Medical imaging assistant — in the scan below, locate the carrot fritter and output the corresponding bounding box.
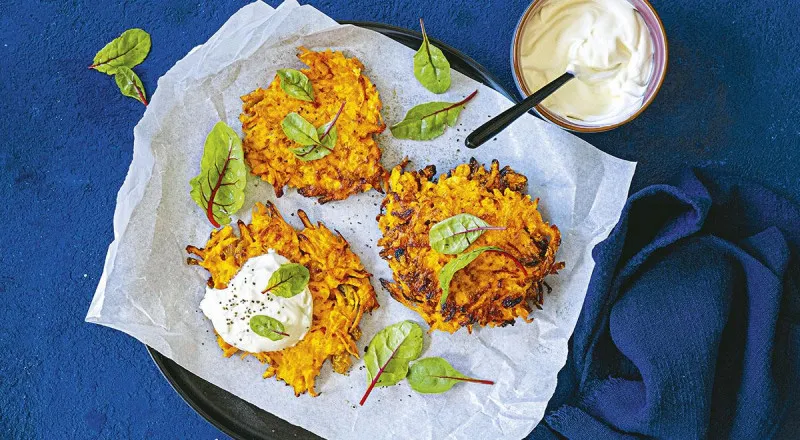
[376,159,563,333]
[186,202,379,396]
[240,48,387,203]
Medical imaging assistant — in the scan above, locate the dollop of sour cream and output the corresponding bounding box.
[519,0,654,124]
[200,250,313,353]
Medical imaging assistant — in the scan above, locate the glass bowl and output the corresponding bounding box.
[511,0,668,132]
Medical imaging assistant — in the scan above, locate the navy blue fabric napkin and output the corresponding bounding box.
[531,170,800,439]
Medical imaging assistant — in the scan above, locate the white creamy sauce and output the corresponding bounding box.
[200,250,313,353]
[519,0,654,124]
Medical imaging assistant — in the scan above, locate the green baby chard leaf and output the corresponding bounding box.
[438,246,501,309]
[407,357,494,394]
[390,90,478,140]
[291,122,338,162]
[317,122,338,151]
[286,101,345,161]
[262,263,310,298]
[249,315,289,341]
[360,320,424,406]
[282,113,320,146]
[413,18,451,94]
[277,68,314,102]
[429,213,506,254]
[90,28,151,74]
[113,66,148,106]
[189,122,247,228]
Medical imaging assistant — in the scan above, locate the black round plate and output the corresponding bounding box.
[148,21,515,440]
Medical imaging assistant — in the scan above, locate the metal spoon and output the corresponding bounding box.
[465,66,617,149]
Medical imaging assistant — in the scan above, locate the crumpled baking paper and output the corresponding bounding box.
[86,1,635,438]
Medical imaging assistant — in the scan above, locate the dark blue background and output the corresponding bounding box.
[1,0,798,438]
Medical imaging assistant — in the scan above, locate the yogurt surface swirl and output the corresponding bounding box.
[519,0,655,124]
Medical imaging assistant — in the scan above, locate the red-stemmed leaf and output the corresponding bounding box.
[190,122,246,227]
[429,213,506,254]
[407,357,495,394]
[360,320,424,406]
[390,90,478,140]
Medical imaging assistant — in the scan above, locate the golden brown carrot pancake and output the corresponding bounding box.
[240,48,387,203]
[376,159,563,333]
[187,202,379,396]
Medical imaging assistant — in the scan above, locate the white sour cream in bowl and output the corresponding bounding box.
[513,0,667,131]
[200,249,313,353]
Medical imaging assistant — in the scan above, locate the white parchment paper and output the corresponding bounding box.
[86,1,635,438]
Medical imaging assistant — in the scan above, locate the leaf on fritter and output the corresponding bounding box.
[429,213,506,254]
[277,68,314,102]
[249,315,289,341]
[263,263,310,297]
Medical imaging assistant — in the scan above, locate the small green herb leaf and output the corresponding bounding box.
[189,122,247,228]
[90,28,151,74]
[407,357,494,394]
[113,66,148,106]
[262,263,310,298]
[390,90,478,140]
[249,315,289,341]
[287,101,345,161]
[429,213,506,254]
[413,19,451,94]
[277,68,314,102]
[438,246,501,309]
[282,113,320,146]
[360,320,424,405]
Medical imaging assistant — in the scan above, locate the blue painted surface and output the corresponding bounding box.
[0,0,798,438]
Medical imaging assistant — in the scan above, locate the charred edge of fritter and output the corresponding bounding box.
[186,244,204,259]
[390,159,436,182]
[420,165,437,182]
[298,173,386,203]
[380,278,422,304]
[441,302,458,322]
[297,186,338,204]
[262,201,280,218]
[372,175,387,194]
[297,209,313,229]
[377,192,390,221]
[332,229,358,253]
[396,157,411,171]
[464,157,528,193]
[380,278,407,304]
[501,296,524,308]
[391,208,414,221]
[467,157,482,177]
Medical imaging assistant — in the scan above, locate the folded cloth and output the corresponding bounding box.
[531,170,800,439]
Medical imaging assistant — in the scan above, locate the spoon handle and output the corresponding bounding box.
[465,71,574,149]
